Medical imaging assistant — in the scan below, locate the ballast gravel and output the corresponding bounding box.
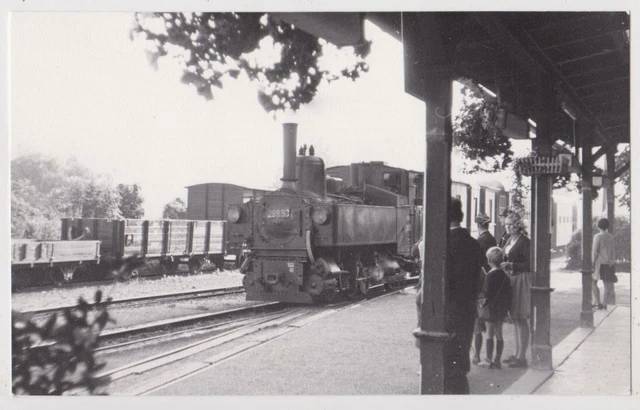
[11,270,244,312]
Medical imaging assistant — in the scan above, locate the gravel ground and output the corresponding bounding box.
[11,270,244,312]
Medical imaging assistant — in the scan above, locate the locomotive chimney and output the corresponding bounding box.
[281,123,298,190]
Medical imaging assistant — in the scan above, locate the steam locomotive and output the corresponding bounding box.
[227,124,423,303]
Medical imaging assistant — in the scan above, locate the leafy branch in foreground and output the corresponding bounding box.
[12,290,113,395]
[132,12,371,112]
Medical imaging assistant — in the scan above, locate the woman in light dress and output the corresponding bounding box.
[500,213,531,369]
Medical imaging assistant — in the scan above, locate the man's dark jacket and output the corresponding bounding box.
[477,230,497,273]
[445,227,484,376]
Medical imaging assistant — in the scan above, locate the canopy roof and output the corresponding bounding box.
[279,12,630,149]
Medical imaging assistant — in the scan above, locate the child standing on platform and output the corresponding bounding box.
[479,247,512,369]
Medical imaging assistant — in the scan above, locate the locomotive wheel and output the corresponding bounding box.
[113,263,137,282]
[116,268,132,282]
[358,278,370,296]
[210,255,224,271]
[46,265,75,286]
[323,290,338,304]
[385,279,406,290]
[46,267,64,286]
[188,258,203,274]
[161,260,181,275]
[346,274,361,300]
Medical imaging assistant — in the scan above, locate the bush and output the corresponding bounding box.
[12,290,113,395]
[565,229,583,270]
[565,216,631,270]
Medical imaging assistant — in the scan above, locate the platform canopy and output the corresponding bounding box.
[276,12,630,150]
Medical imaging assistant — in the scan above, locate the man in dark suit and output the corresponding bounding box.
[444,198,485,393]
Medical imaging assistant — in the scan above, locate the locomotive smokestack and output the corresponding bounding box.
[281,123,298,190]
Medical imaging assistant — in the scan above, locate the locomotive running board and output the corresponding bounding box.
[246,290,314,304]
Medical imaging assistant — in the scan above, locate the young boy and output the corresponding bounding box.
[479,246,512,369]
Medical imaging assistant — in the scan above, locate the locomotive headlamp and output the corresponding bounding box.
[227,206,243,223]
[312,207,331,225]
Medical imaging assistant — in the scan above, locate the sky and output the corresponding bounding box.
[9,11,627,219]
[10,13,428,218]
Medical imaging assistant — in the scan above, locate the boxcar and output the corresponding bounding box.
[186,183,267,264]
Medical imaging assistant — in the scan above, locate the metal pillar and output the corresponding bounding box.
[403,12,454,395]
[580,131,594,327]
[530,90,554,369]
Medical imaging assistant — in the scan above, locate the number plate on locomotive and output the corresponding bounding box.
[267,209,290,219]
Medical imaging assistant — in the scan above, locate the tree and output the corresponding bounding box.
[117,184,145,218]
[131,12,370,112]
[11,179,59,239]
[615,145,630,210]
[81,179,121,218]
[11,154,65,195]
[163,198,187,219]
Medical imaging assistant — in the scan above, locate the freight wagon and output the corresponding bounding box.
[11,217,227,287]
[11,239,102,287]
[62,217,227,277]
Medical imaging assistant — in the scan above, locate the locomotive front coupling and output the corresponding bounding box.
[242,257,318,303]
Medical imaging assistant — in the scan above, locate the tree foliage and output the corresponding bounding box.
[509,172,529,218]
[131,12,370,112]
[117,184,145,219]
[80,179,121,219]
[163,197,187,219]
[12,291,112,395]
[11,154,144,239]
[453,78,513,173]
[615,145,630,210]
[565,216,631,270]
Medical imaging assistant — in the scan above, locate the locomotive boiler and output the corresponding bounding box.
[227,124,423,304]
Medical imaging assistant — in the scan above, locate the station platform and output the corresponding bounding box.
[147,285,631,396]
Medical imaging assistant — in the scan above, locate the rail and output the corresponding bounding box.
[23,286,245,315]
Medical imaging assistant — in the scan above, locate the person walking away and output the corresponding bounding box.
[472,213,497,365]
[416,198,484,393]
[478,247,512,369]
[501,213,531,368]
[592,218,616,309]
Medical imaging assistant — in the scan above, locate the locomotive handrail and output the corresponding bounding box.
[305,230,315,264]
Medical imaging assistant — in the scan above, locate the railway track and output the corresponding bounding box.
[98,305,344,395]
[93,285,413,395]
[97,301,283,346]
[12,266,220,294]
[23,285,246,316]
